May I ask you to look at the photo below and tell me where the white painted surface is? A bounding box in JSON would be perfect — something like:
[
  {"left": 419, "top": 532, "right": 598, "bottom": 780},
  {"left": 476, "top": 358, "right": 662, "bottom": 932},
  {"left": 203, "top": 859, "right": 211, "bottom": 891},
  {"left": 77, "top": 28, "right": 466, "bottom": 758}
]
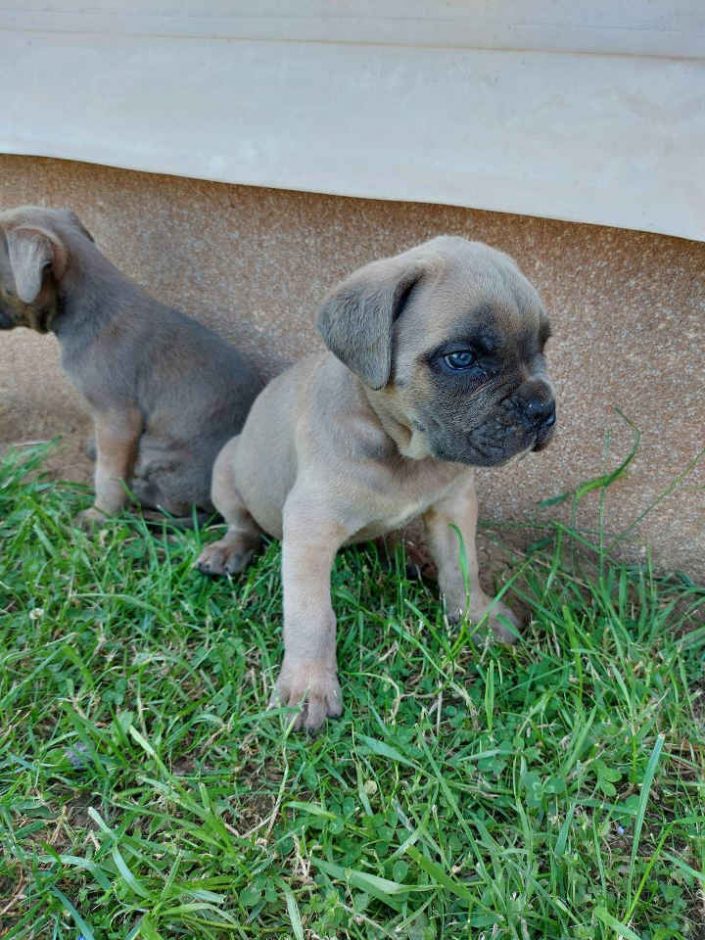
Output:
[{"left": 1, "top": 2, "right": 703, "bottom": 240}]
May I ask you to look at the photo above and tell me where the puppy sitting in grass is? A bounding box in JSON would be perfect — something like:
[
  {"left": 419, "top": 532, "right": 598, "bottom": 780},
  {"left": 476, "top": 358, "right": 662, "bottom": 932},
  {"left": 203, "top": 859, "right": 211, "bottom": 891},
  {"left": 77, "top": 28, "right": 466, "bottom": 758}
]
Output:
[
  {"left": 0, "top": 206, "right": 262, "bottom": 524},
  {"left": 198, "top": 236, "right": 556, "bottom": 732}
]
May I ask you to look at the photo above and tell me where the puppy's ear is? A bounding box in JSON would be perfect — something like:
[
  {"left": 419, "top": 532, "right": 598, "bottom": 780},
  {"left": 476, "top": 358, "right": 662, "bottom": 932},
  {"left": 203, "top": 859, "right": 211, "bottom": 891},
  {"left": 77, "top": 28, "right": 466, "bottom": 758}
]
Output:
[
  {"left": 317, "top": 257, "right": 424, "bottom": 389},
  {"left": 6, "top": 226, "right": 68, "bottom": 304}
]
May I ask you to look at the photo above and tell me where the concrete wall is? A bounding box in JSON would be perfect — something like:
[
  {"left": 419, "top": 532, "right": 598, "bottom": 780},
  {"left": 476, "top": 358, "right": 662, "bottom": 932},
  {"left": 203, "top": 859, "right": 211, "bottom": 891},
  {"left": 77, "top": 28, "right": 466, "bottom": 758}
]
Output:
[{"left": 1, "top": 155, "right": 703, "bottom": 575}]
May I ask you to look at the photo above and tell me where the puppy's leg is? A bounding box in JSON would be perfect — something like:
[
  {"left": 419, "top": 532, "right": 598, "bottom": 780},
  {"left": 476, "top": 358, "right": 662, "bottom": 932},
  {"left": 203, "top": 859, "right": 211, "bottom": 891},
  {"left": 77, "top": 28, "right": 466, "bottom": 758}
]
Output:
[
  {"left": 423, "top": 474, "right": 521, "bottom": 643},
  {"left": 196, "top": 436, "right": 262, "bottom": 576},
  {"left": 77, "top": 407, "right": 142, "bottom": 527},
  {"left": 273, "top": 493, "right": 347, "bottom": 733}
]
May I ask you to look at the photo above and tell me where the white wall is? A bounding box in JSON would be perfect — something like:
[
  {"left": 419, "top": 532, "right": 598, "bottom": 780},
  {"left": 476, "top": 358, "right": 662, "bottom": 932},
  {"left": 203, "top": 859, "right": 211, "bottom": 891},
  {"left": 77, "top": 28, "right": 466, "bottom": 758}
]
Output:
[{"left": 2, "top": 2, "right": 704, "bottom": 240}]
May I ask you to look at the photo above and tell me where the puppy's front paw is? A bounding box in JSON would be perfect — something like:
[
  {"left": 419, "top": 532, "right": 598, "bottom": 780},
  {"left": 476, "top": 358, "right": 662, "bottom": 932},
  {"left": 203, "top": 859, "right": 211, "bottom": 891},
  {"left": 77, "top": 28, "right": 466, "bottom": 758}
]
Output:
[
  {"left": 196, "top": 539, "right": 254, "bottom": 577},
  {"left": 481, "top": 598, "right": 523, "bottom": 645},
  {"left": 271, "top": 660, "right": 343, "bottom": 734},
  {"left": 75, "top": 506, "right": 109, "bottom": 531},
  {"left": 447, "top": 593, "right": 523, "bottom": 644}
]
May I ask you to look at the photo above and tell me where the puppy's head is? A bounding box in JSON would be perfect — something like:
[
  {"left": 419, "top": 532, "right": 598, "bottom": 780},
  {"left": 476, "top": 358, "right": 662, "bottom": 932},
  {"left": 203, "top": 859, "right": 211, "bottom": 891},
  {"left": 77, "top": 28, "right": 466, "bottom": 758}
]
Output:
[
  {"left": 0, "top": 206, "right": 93, "bottom": 333},
  {"left": 317, "top": 236, "right": 555, "bottom": 466}
]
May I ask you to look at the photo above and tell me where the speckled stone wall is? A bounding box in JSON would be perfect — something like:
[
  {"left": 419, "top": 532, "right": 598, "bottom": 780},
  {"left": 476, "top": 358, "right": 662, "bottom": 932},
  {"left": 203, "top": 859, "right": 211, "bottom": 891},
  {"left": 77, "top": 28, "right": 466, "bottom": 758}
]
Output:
[{"left": 1, "top": 155, "right": 703, "bottom": 575}]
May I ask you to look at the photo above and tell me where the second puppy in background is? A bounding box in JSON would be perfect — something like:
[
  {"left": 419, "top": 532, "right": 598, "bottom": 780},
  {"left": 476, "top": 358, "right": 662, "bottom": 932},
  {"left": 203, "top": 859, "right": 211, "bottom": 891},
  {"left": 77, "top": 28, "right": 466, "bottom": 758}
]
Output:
[
  {"left": 0, "top": 206, "right": 263, "bottom": 524},
  {"left": 198, "top": 236, "right": 556, "bottom": 732}
]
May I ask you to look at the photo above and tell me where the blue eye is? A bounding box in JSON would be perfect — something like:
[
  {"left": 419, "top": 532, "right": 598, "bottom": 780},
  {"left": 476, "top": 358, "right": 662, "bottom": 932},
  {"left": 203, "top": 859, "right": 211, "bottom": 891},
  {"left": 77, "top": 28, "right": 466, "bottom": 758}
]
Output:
[{"left": 443, "top": 350, "right": 475, "bottom": 371}]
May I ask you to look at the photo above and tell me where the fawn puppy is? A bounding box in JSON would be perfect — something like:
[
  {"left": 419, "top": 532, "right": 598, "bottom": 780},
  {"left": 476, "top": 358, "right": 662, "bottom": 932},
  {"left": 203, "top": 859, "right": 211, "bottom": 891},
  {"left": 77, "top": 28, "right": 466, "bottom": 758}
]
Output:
[{"left": 198, "top": 236, "right": 555, "bottom": 731}]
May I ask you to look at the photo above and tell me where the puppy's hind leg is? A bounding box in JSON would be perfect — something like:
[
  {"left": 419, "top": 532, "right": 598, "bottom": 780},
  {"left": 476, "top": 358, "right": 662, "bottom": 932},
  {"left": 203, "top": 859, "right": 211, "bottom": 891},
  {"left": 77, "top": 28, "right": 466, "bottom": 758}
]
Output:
[{"left": 196, "top": 436, "right": 262, "bottom": 577}]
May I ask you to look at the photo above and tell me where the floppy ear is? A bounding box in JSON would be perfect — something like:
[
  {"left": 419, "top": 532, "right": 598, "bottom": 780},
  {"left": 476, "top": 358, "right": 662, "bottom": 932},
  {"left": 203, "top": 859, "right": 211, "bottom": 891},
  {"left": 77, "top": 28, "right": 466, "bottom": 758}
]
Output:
[
  {"left": 6, "top": 226, "right": 68, "bottom": 304},
  {"left": 316, "top": 257, "right": 424, "bottom": 389}
]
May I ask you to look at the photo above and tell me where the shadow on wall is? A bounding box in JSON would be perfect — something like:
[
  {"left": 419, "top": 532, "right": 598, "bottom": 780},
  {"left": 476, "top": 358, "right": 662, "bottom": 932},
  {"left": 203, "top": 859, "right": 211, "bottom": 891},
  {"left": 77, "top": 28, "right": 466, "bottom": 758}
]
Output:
[{"left": 0, "top": 155, "right": 703, "bottom": 575}]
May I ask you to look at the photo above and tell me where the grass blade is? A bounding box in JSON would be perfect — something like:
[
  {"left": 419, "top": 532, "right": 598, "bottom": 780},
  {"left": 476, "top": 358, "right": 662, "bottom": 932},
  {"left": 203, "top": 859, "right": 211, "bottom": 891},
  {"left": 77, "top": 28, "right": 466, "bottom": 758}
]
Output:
[
  {"left": 405, "top": 846, "right": 475, "bottom": 904},
  {"left": 49, "top": 887, "right": 96, "bottom": 940},
  {"left": 628, "top": 734, "right": 665, "bottom": 902},
  {"left": 595, "top": 906, "right": 642, "bottom": 940},
  {"left": 282, "top": 884, "right": 305, "bottom": 940}
]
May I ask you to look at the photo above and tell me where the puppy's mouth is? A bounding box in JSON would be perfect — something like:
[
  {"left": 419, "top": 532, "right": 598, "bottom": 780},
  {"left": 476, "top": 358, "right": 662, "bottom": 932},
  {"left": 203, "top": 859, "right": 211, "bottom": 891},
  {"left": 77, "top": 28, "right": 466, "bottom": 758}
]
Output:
[
  {"left": 426, "top": 432, "right": 530, "bottom": 467},
  {"left": 426, "top": 420, "right": 555, "bottom": 467},
  {"left": 532, "top": 423, "right": 555, "bottom": 452},
  {"left": 467, "top": 433, "right": 537, "bottom": 466}
]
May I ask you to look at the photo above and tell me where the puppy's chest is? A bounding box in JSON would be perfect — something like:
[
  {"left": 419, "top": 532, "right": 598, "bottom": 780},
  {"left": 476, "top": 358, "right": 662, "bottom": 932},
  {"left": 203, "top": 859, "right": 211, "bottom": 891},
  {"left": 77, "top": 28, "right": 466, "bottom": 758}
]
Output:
[
  {"left": 350, "top": 466, "right": 464, "bottom": 541},
  {"left": 386, "top": 498, "right": 428, "bottom": 527},
  {"left": 351, "top": 505, "right": 427, "bottom": 543}
]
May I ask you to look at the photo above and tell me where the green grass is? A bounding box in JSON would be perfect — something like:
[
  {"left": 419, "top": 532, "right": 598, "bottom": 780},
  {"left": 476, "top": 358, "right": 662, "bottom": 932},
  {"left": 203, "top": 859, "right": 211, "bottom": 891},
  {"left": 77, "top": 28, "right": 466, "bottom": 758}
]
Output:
[{"left": 1, "top": 444, "right": 704, "bottom": 939}]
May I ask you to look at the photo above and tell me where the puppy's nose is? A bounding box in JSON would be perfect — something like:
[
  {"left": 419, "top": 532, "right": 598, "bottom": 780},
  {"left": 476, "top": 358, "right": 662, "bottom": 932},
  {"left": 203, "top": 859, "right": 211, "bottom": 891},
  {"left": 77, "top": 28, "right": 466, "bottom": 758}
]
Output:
[
  {"left": 516, "top": 380, "right": 555, "bottom": 429},
  {"left": 525, "top": 395, "right": 556, "bottom": 429}
]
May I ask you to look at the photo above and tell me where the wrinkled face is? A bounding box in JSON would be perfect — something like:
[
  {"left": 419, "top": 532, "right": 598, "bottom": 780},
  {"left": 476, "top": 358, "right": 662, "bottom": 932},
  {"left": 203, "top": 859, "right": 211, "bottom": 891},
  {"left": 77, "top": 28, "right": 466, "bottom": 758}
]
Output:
[{"left": 386, "top": 244, "right": 555, "bottom": 467}]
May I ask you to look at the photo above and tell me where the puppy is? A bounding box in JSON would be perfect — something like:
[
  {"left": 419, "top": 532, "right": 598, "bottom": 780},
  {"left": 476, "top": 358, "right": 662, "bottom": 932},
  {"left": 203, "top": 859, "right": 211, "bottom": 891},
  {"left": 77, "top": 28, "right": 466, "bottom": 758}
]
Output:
[
  {"left": 197, "top": 236, "right": 556, "bottom": 731},
  {"left": 0, "top": 206, "right": 263, "bottom": 523}
]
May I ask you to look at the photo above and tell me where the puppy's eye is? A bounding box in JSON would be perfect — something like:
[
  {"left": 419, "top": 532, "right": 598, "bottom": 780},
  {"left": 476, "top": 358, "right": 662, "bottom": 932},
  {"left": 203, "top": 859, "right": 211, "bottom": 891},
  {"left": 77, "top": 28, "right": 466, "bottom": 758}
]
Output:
[{"left": 443, "top": 350, "right": 475, "bottom": 371}]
